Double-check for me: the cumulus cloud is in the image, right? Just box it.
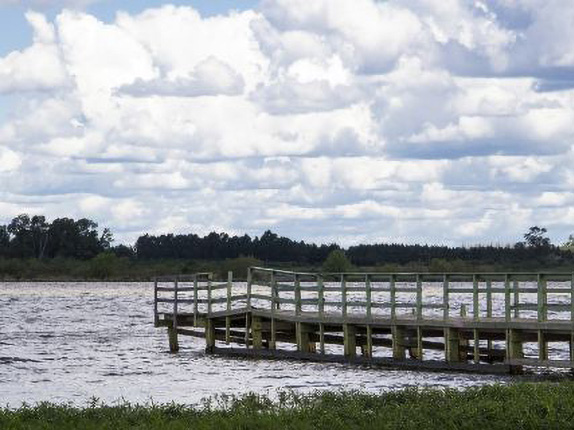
[0,1,574,246]
[118,56,245,97]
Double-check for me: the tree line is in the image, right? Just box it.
[1,214,573,267]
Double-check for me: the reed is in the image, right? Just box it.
[2,382,574,429]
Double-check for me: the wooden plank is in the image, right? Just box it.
[295,274,302,316]
[366,274,372,320]
[318,275,325,317]
[392,325,405,360]
[473,274,479,321]
[341,274,347,320]
[473,328,480,363]
[365,325,373,358]
[225,316,231,345]
[513,280,520,319]
[343,324,356,358]
[390,274,397,321]
[416,274,422,320]
[226,271,232,312]
[443,274,449,320]
[504,274,511,322]
[193,274,199,326]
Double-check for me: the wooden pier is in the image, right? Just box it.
[153,268,574,374]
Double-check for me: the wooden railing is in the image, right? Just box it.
[154,268,574,324]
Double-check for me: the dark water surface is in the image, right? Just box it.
[0,282,516,406]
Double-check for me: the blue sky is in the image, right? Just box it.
[0,0,573,246]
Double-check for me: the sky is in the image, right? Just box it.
[0,0,574,247]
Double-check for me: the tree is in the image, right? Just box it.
[322,250,352,273]
[563,234,574,252]
[523,226,551,249]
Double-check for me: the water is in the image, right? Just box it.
[0,282,528,407]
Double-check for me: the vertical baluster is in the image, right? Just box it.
[318,275,325,317]
[513,279,520,318]
[295,274,301,315]
[207,273,213,316]
[443,274,449,320]
[390,274,396,321]
[226,271,232,312]
[366,274,372,320]
[247,267,252,310]
[505,274,511,322]
[416,274,422,320]
[341,274,347,320]
[193,274,198,326]
[270,271,276,350]
[473,274,479,321]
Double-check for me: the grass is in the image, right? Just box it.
[3,383,574,429]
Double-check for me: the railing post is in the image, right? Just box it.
[513,279,520,318]
[365,274,372,320]
[390,274,396,321]
[173,277,179,329]
[207,273,213,316]
[473,274,479,321]
[538,274,547,322]
[318,274,325,317]
[416,274,422,320]
[341,274,347,320]
[169,277,179,352]
[270,270,276,350]
[295,273,301,316]
[443,274,449,320]
[504,274,511,322]
[227,271,233,312]
[486,279,492,319]
[247,267,252,310]
[193,274,198,326]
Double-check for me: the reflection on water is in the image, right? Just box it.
[0,282,523,406]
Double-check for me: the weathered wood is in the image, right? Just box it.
[343,324,357,358]
[157,268,574,374]
[252,316,263,349]
[168,326,179,353]
[392,325,406,360]
[416,274,422,320]
[390,274,397,321]
[443,274,449,319]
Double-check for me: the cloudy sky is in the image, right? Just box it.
[1,0,573,246]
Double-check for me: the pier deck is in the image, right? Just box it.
[154,268,574,374]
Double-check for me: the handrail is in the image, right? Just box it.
[153,268,574,324]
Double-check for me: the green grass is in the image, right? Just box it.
[3,383,574,429]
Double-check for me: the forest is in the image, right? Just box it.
[0,214,573,279]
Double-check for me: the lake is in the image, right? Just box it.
[0,282,521,406]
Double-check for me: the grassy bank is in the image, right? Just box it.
[3,383,574,429]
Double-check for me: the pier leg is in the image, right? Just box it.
[319,323,325,354]
[445,328,463,363]
[296,323,313,353]
[473,329,480,363]
[252,316,263,350]
[270,318,276,350]
[205,318,215,353]
[538,330,548,361]
[392,325,406,360]
[167,327,179,353]
[363,325,373,358]
[343,324,357,358]
[225,316,231,345]
[507,329,524,374]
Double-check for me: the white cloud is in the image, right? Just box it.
[0,1,574,246]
